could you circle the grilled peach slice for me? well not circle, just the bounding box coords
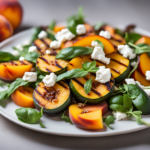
[138,53,150,76]
[135,36,150,45]
[0,60,33,81]
[11,86,34,108]
[132,69,150,86]
[69,102,108,130]
[54,25,65,33]
[0,14,13,42]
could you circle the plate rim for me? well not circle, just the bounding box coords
[0,26,150,137]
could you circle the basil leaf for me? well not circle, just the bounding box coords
[110,104,128,113]
[103,115,115,129]
[68,19,77,35]
[61,111,72,123]
[0,51,18,63]
[123,94,133,110]
[82,61,92,71]
[56,69,85,82]
[94,22,105,31]
[125,32,141,44]
[0,78,30,101]
[48,20,56,30]
[47,32,56,41]
[24,52,40,63]
[0,80,10,87]
[132,111,142,115]
[84,79,92,94]
[72,70,88,78]
[56,46,93,60]
[15,108,44,125]
[94,40,104,50]
[89,67,99,73]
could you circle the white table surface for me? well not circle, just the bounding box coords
[1,0,150,150]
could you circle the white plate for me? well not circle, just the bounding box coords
[0,26,150,137]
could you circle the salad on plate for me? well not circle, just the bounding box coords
[1,7,150,131]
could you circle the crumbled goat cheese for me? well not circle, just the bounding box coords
[55,28,75,42]
[45,50,51,55]
[145,71,150,81]
[38,30,47,39]
[76,24,86,35]
[125,78,136,85]
[16,44,23,51]
[28,46,37,52]
[91,47,110,65]
[19,56,25,61]
[144,89,150,96]
[42,73,57,87]
[91,40,101,47]
[95,66,111,83]
[50,40,61,49]
[131,61,137,67]
[118,45,136,59]
[112,111,127,121]
[99,30,111,39]
[23,40,31,46]
[12,50,20,56]
[22,72,37,82]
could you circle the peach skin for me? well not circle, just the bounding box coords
[0,14,13,42]
[0,0,23,29]
[11,86,35,108]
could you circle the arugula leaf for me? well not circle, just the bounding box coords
[0,78,30,101]
[103,115,115,129]
[56,46,93,60]
[128,42,150,54]
[84,79,92,94]
[123,94,133,110]
[94,22,105,31]
[94,39,104,50]
[24,52,40,63]
[0,51,18,63]
[67,7,84,34]
[15,107,45,127]
[110,104,128,113]
[48,20,56,30]
[125,32,141,44]
[61,111,72,123]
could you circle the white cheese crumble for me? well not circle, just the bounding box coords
[45,50,51,55]
[50,40,61,49]
[38,30,47,39]
[91,40,101,47]
[95,66,111,83]
[112,111,127,121]
[22,72,37,82]
[43,73,57,87]
[125,78,136,85]
[19,56,25,61]
[118,45,136,59]
[131,61,137,67]
[28,46,38,52]
[99,30,111,39]
[145,71,150,81]
[76,24,86,35]
[91,47,110,65]
[55,28,75,42]
[16,44,23,51]
[23,40,31,46]
[12,50,20,56]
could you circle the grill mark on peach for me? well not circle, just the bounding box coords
[89,58,106,65]
[111,68,120,74]
[46,68,52,73]
[10,61,18,66]
[33,42,42,52]
[20,61,27,65]
[105,82,112,91]
[72,78,101,96]
[41,39,50,47]
[111,37,123,43]
[111,59,128,67]
[55,60,63,69]
[57,82,67,89]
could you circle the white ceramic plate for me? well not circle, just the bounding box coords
[0,26,150,137]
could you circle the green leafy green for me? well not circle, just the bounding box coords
[15,107,45,127]
[56,46,93,60]
[94,22,105,31]
[125,32,141,44]
[24,52,40,63]
[110,104,128,113]
[48,20,56,30]
[103,115,115,129]
[0,78,30,101]
[56,61,99,82]
[128,62,138,78]
[0,80,10,87]
[128,43,150,54]
[61,111,72,123]
[123,94,133,110]
[115,28,123,36]
[94,39,104,50]
[0,51,18,63]
[67,7,85,34]
[84,79,92,94]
